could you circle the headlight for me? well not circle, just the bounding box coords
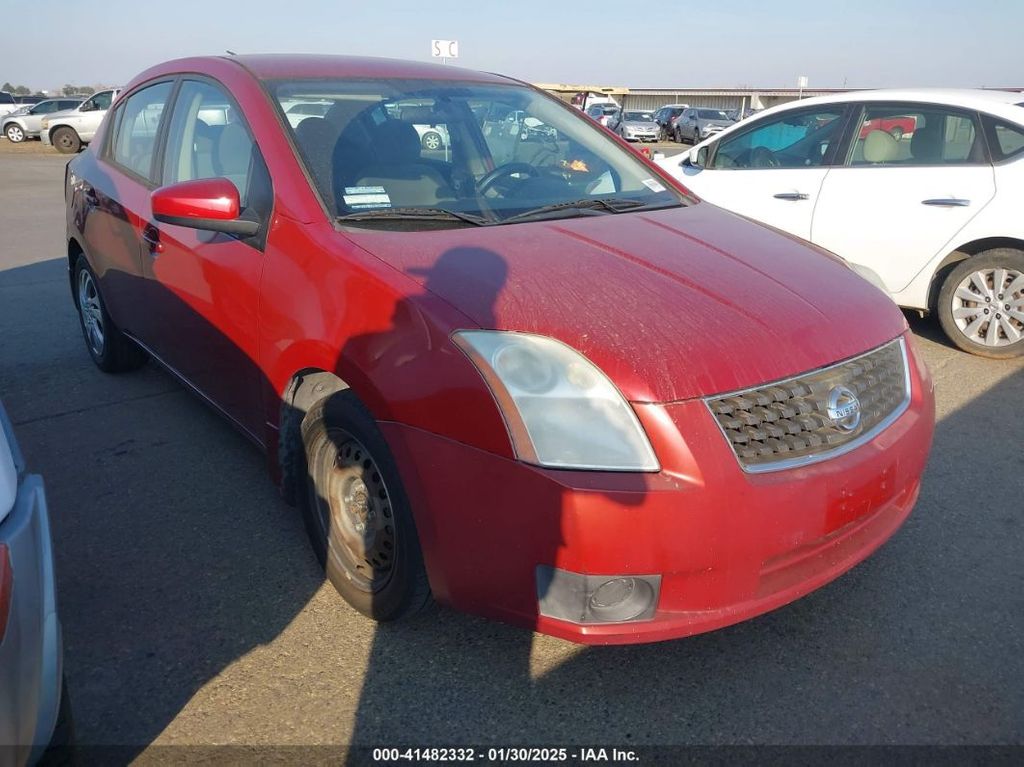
[453,331,659,471]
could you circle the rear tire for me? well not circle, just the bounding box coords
[936,249,1024,358]
[73,255,148,372]
[51,127,81,154]
[420,131,442,151]
[300,391,431,621]
[889,126,904,141]
[5,123,25,143]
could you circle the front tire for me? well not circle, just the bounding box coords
[5,123,25,143]
[74,256,148,372]
[300,391,431,621]
[51,127,81,154]
[936,249,1024,358]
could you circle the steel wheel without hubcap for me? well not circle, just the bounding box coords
[950,267,1024,348]
[77,268,105,356]
[5,124,24,142]
[322,430,396,592]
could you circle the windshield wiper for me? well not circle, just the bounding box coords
[337,207,490,227]
[497,197,669,224]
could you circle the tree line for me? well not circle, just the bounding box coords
[2,82,105,96]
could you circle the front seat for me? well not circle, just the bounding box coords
[862,129,899,164]
[910,124,943,163]
[215,122,254,196]
[351,120,453,208]
[294,116,338,201]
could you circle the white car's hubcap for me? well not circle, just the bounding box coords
[951,267,1024,347]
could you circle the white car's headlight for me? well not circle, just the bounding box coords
[454,331,659,472]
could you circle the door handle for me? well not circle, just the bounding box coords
[141,223,164,254]
[773,192,810,201]
[921,198,970,207]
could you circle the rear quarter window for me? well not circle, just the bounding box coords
[986,117,1024,161]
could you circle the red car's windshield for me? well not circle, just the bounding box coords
[271,79,683,228]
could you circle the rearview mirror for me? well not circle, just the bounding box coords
[151,178,259,237]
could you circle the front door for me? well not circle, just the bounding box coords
[680,105,849,241]
[139,78,272,440]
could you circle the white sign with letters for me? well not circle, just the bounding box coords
[431,40,459,59]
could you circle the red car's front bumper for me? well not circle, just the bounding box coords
[382,335,935,645]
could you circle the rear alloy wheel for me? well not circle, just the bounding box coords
[5,123,25,143]
[937,249,1024,358]
[51,126,81,154]
[889,126,904,141]
[74,256,148,372]
[420,131,442,151]
[300,391,431,621]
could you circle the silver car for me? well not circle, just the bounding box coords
[674,107,735,144]
[611,110,660,143]
[0,400,71,764]
[2,99,83,143]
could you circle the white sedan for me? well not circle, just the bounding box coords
[657,89,1024,357]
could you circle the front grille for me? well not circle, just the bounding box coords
[705,338,911,473]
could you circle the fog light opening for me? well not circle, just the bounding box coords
[587,577,654,622]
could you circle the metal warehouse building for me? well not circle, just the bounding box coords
[536,84,855,113]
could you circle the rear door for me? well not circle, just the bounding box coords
[681,104,850,240]
[811,102,996,295]
[138,77,272,440]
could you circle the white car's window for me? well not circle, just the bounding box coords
[989,119,1024,161]
[849,106,983,166]
[711,108,844,169]
[84,91,113,112]
[110,82,173,181]
[162,80,256,206]
[272,78,683,228]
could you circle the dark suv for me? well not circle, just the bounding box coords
[653,105,687,141]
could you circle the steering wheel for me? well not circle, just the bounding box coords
[750,146,780,168]
[477,162,540,196]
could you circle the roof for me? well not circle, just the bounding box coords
[763,87,1024,114]
[227,54,512,85]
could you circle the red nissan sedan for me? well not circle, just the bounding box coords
[64,55,935,644]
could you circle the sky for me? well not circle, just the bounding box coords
[2,0,1021,92]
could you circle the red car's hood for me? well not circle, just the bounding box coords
[344,203,907,402]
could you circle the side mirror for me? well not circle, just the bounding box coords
[684,146,706,168]
[152,178,259,236]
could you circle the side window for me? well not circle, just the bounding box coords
[162,80,256,206]
[711,108,844,169]
[110,82,173,181]
[848,105,982,166]
[984,117,1024,162]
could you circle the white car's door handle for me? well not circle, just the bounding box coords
[773,192,810,201]
[921,198,971,207]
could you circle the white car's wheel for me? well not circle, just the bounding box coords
[937,249,1024,358]
[5,123,25,143]
[420,131,442,151]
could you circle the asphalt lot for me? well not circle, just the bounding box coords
[0,142,1022,754]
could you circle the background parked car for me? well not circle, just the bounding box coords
[586,103,620,127]
[653,104,688,140]
[40,88,119,153]
[0,91,20,118]
[610,109,659,142]
[674,107,735,143]
[0,399,72,765]
[657,88,1024,357]
[2,98,84,143]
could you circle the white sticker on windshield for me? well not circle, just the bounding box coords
[343,186,391,209]
[641,178,666,193]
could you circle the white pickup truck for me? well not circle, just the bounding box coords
[40,89,119,153]
[0,91,21,119]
